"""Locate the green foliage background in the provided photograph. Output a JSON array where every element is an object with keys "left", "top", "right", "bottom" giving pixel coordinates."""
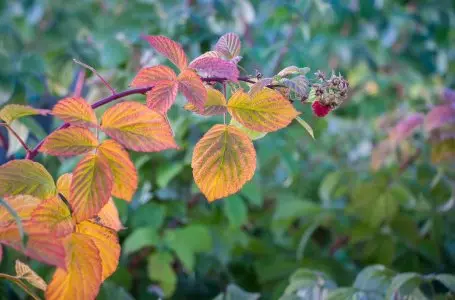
[{"left": 0, "top": 0, "right": 455, "bottom": 299}]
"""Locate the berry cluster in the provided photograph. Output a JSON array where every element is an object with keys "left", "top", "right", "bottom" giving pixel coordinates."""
[{"left": 311, "top": 71, "right": 349, "bottom": 117}]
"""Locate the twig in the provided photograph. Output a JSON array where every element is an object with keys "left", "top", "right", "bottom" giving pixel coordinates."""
[
  {"left": 0, "top": 273, "right": 41, "bottom": 300},
  {"left": 73, "top": 59, "right": 116, "bottom": 95},
  {"left": 26, "top": 86, "right": 154, "bottom": 160},
  {"left": 0, "top": 123, "right": 30, "bottom": 153},
  {"left": 72, "top": 69, "right": 86, "bottom": 97}
]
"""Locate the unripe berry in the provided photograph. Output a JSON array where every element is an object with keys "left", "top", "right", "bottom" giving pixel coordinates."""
[{"left": 312, "top": 100, "right": 331, "bottom": 117}]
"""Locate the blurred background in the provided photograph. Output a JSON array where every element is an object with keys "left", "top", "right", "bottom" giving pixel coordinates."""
[{"left": 1, "top": 0, "right": 455, "bottom": 299}]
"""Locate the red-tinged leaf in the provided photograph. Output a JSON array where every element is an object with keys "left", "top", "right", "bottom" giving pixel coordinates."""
[
  {"left": 98, "top": 140, "right": 137, "bottom": 201},
  {"left": 0, "top": 160, "right": 56, "bottom": 199},
  {"left": 177, "top": 69, "right": 207, "bottom": 111},
  {"left": 46, "top": 233, "right": 102, "bottom": 300},
  {"left": 31, "top": 196, "right": 74, "bottom": 237},
  {"left": 249, "top": 78, "right": 273, "bottom": 97},
  {"left": 425, "top": 104, "right": 455, "bottom": 132},
  {"left": 215, "top": 33, "right": 241, "bottom": 59},
  {"left": 189, "top": 57, "right": 239, "bottom": 82},
  {"left": 145, "top": 81, "right": 179, "bottom": 113},
  {"left": 52, "top": 97, "right": 98, "bottom": 127},
  {"left": 92, "top": 199, "right": 123, "bottom": 231},
  {"left": 189, "top": 51, "right": 223, "bottom": 66},
  {"left": 227, "top": 88, "right": 300, "bottom": 132},
  {"left": 56, "top": 173, "right": 72, "bottom": 200},
  {"left": 70, "top": 153, "right": 113, "bottom": 222},
  {"left": 388, "top": 113, "right": 424, "bottom": 145},
  {"left": 39, "top": 127, "right": 99, "bottom": 157},
  {"left": 143, "top": 35, "right": 188, "bottom": 70},
  {"left": 0, "top": 195, "right": 41, "bottom": 227},
  {"left": 184, "top": 86, "right": 227, "bottom": 116},
  {"left": 0, "top": 221, "right": 66, "bottom": 269},
  {"left": 101, "top": 102, "right": 178, "bottom": 152},
  {"left": 76, "top": 221, "right": 120, "bottom": 280},
  {"left": 130, "top": 65, "right": 176, "bottom": 88},
  {"left": 0, "top": 104, "right": 50, "bottom": 124},
  {"left": 192, "top": 125, "right": 256, "bottom": 202}
]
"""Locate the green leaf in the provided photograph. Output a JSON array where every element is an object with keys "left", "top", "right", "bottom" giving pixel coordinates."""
[
  {"left": 156, "top": 163, "right": 184, "bottom": 188},
  {"left": 98, "top": 281, "right": 134, "bottom": 300},
  {"left": 123, "top": 227, "right": 160, "bottom": 256},
  {"left": 224, "top": 195, "right": 248, "bottom": 227},
  {"left": 435, "top": 274, "right": 455, "bottom": 292},
  {"left": 296, "top": 218, "right": 323, "bottom": 261},
  {"left": 295, "top": 116, "right": 314, "bottom": 139},
  {"left": 214, "top": 284, "right": 260, "bottom": 300},
  {"left": 326, "top": 288, "right": 357, "bottom": 300},
  {"left": 353, "top": 265, "right": 395, "bottom": 294},
  {"left": 164, "top": 225, "right": 212, "bottom": 271},
  {"left": 240, "top": 178, "right": 263, "bottom": 207},
  {"left": 130, "top": 202, "right": 166, "bottom": 229},
  {"left": 147, "top": 252, "right": 177, "bottom": 298},
  {"left": 385, "top": 273, "right": 422, "bottom": 299},
  {"left": 100, "top": 39, "right": 130, "bottom": 68},
  {"left": 319, "top": 171, "right": 343, "bottom": 206}
]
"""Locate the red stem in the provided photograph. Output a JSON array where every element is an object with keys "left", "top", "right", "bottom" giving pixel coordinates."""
[
  {"left": 26, "top": 86, "right": 154, "bottom": 160},
  {"left": 26, "top": 75, "right": 261, "bottom": 160}
]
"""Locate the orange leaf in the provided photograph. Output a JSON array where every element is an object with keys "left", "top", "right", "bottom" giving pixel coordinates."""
[
  {"left": 46, "top": 233, "right": 102, "bottom": 300},
  {"left": 70, "top": 153, "right": 113, "bottom": 222},
  {"left": 0, "top": 160, "right": 56, "bottom": 199},
  {"left": 192, "top": 124, "right": 256, "bottom": 201},
  {"left": 227, "top": 88, "right": 300, "bottom": 132},
  {"left": 0, "top": 195, "right": 41, "bottom": 227},
  {"left": 178, "top": 69, "right": 207, "bottom": 111},
  {"left": 146, "top": 81, "right": 179, "bottom": 113},
  {"left": 184, "top": 86, "right": 227, "bottom": 116},
  {"left": 101, "top": 102, "right": 178, "bottom": 152},
  {"left": 143, "top": 35, "right": 188, "bottom": 70},
  {"left": 92, "top": 199, "right": 123, "bottom": 231},
  {"left": 31, "top": 195, "right": 74, "bottom": 237},
  {"left": 56, "top": 173, "right": 72, "bottom": 200},
  {"left": 76, "top": 221, "right": 120, "bottom": 280},
  {"left": 98, "top": 140, "right": 137, "bottom": 201},
  {"left": 52, "top": 97, "right": 98, "bottom": 127},
  {"left": 130, "top": 65, "right": 176, "bottom": 88},
  {"left": 0, "top": 221, "right": 66, "bottom": 269},
  {"left": 39, "top": 127, "right": 99, "bottom": 157}
]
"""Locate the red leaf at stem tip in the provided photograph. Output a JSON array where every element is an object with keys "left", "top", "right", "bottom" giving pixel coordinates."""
[{"left": 142, "top": 35, "right": 188, "bottom": 71}]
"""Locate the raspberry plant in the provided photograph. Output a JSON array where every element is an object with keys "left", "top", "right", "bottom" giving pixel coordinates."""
[{"left": 0, "top": 33, "right": 348, "bottom": 299}]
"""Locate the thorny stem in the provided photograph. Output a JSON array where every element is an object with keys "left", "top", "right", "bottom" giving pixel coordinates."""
[
  {"left": 26, "top": 86, "right": 154, "bottom": 160},
  {"left": 0, "top": 273, "right": 41, "bottom": 300},
  {"left": 73, "top": 59, "right": 116, "bottom": 95},
  {"left": 0, "top": 123, "right": 31, "bottom": 153},
  {"left": 26, "top": 74, "right": 272, "bottom": 160}
]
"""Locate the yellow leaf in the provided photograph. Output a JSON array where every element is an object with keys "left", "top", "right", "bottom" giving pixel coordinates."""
[
  {"left": 184, "top": 86, "right": 227, "bottom": 116},
  {"left": 101, "top": 101, "right": 178, "bottom": 152},
  {"left": 46, "top": 233, "right": 102, "bottom": 300},
  {"left": 39, "top": 127, "right": 99, "bottom": 157},
  {"left": 76, "top": 221, "right": 120, "bottom": 280},
  {"left": 15, "top": 259, "right": 47, "bottom": 291},
  {"left": 227, "top": 88, "right": 299, "bottom": 132},
  {"left": 92, "top": 199, "right": 124, "bottom": 231},
  {"left": 56, "top": 173, "right": 72, "bottom": 200},
  {"left": 98, "top": 140, "right": 137, "bottom": 201},
  {"left": 192, "top": 124, "right": 256, "bottom": 201},
  {"left": 52, "top": 97, "right": 98, "bottom": 127},
  {"left": 0, "top": 160, "right": 56, "bottom": 199},
  {"left": 31, "top": 196, "right": 74, "bottom": 237},
  {"left": 0, "top": 104, "right": 49, "bottom": 124},
  {"left": 70, "top": 153, "right": 113, "bottom": 222}
]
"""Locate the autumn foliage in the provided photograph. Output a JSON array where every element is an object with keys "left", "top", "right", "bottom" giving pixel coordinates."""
[{"left": 0, "top": 33, "right": 348, "bottom": 299}]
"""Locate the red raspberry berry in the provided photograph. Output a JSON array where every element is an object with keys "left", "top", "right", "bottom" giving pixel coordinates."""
[{"left": 312, "top": 101, "right": 331, "bottom": 117}]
